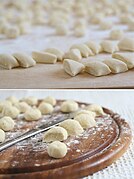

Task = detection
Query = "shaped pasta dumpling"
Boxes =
[47,141,67,159]
[38,102,54,115]
[74,114,97,129]
[85,41,102,55]
[101,41,119,53]
[45,48,64,61]
[118,37,134,52]
[99,20,113,30]
[43,126,68,143]
[85,104,105,116]
[109,29,124,40]
[23,96,38,106]
[43,96,56,106]
[0,129,5,143]
[65,49,82,61]
[24,108,42,121]
[112,52,134,69]
[0,101,12,113]
[61,100,78,113]
[6,96,19,105]
[0,116,15,131]
[2,106,20,119]
[85,61,111,77]
[0,54,19,70]
[59,119,83,136]
[75,110,96,118]
[103,58,128,74]
[63,59,85,77]
[15,102,31,113]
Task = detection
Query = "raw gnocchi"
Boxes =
[101,41,119,54]
[4,26,20,39]
[38,102,54,115]
[109,29,124,40]
[45,48,64,61]
[23,96,38,106]
[24,108,42,121]
[43,96,56,106]
[6,96,19,105]
[85,104,105,116]
[0,116,15,131]
[63,59,85,77]
[118,37,134,52]
[85,41,102,55]
[61,100,78,113]
[2,106,20,119]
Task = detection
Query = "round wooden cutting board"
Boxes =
[0,100,132,179]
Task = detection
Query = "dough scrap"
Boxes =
[24,108,42,121]
[0,116,15,131]
[65,49,82,61]
[0,54,19,70]
[43,126,68,143]
[47,141,67,159]
[118,37,134,52]
[0,101,12,113]
[15,102,31,113]
[61,100,78,113]
[13,53,36,68]
[23,96,38,106]
[112,52,134,69]
[0,129,5,142]
[63,59,85,77]
[59,119,83,136]
[103,58,128,74]
[5,26,20,39]
[75,110,96,118]
[101,41,119,53]
[38,102,54,115]
[74,114,97,129]
[85,104,105,116]
[85,61,111,77]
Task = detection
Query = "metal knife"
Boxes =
[0,112,74,152]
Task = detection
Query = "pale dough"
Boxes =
[24,108,42,121]
[101,41,119,54]
[0,129,5,142]
[85,104,105,116]
[38,102,54,115]
[0,116,15,131]
[61,100,79,113]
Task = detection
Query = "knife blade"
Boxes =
[0,112,74,152]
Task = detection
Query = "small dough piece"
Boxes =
[118,37,134,52]
[75,110,96,118]
[103,58,128,74]
[74,26,86,37]
[74,114,97,129]
[0,116,15,131]
[43,96,56,106]
[85,41,102,55]
[5,26,20,39]
[23,96,38,106]
[85,61,111,77]
[14,102,31,113]
[0,101,12,113]
[70,44,94,58]
[56,24,68,36]
[109,29,124,40]
[63,59,85,77]
[59,119,84,136]
[65,49,82,61]
[24,108,42,121]
[47,141,67,159]
[61,100,78,113]
[0,129,5,143]
[45,48,64,61]
[38,102,53,115]
[99,20,113,30]
[13,53,36,68]
[43,126,68,143]
[2,106,20,119]
[101,41,119,53]
[6,96,19,105]
[0,54,19,70]
[85,104,105,116]
[32,51,57,64]
[112,52,134,69]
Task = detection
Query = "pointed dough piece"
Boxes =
[112,52,134,69]
[85,41,102,54]
[63,59,85,77]
[32,51,57,64]
[101,41,119,53]
[13,53,36,68]
[118,37,134,52]
[45,48,64,61]
[70,44,94,57]
[109,29,124,40]
[103,58,128,74]
[69,49,82,61]
[85,61,111,77]
[0,54,19,70]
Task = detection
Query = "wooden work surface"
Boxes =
[0,100,132,179]
[0,63,134,89]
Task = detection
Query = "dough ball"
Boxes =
[24,108,42,121]
[74,114,97,129]
[38,102,54,115]
[15,102,31,113]
[23,96,38,106]
[2,106,20,118]
[0,101,12,113]
[43,126,68,143]
[75,110,96,118]
[43,96,56,106]
[0,129,5,142]
[47,141,67,159]
[6,96,19,105]
[61,100,78,113]
[85,104,105,116]
[0,116,15,131]
[59,119,83,136]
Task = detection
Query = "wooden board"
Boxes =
[0,64,134,89]
[0,100,132,179]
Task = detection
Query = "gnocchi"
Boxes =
[118,37,134,52]
[101,41,119,54]
[61,100,78,113]
[43,96,56,106]
[45,48,64,61]
[85,41,102,55]
[85,104,105,116]
[24,108,42,121]
[38,102,54,115]
[0,129,5,143]
[0,116,15,131]
[109,29,124,40]
[2,106,20,119]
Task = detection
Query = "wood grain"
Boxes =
[0,64,134,89]
[0,100,132,179]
